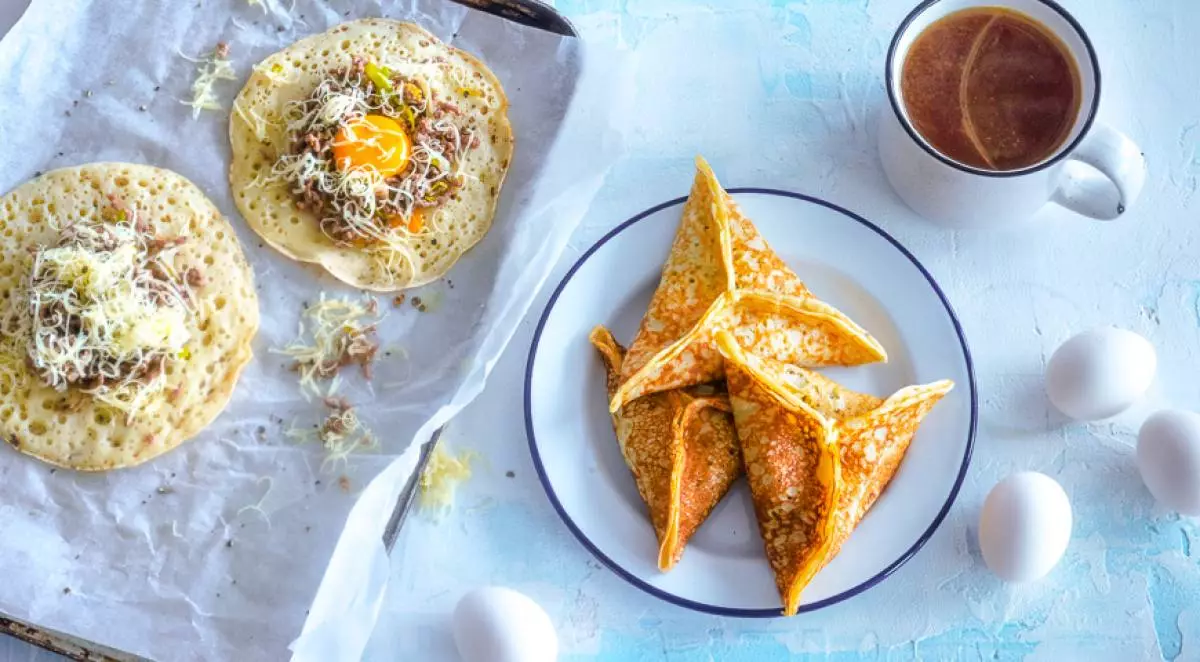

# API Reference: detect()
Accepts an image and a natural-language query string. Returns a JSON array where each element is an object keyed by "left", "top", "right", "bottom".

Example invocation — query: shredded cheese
[
  {"left": 17, "top": 209, "right": 194, "bottom": 421},
  {"left": 233, "top": 97, "right": 284, "bottom": 143},
  {"left": 318, "top": 405, "right": 378, "bottom": 469},
  {"left": 285, "top": 404, "right": 379, "bottom": 470},
  {"left": 275, "top": 295, "right": 384, "bottom": 466},
  {"left": 180, "top": 44, "right": 237, "bottom": 120},
  {"left": 419, "top": 445, "right": 477, "bottom": 513},
  {"left": 272, "top": 293, "right": 381, "bottom": 400}
]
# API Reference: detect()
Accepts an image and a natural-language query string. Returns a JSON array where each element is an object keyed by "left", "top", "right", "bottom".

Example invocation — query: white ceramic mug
[{"left": 878, "top": 0, "right": 1146, "bottom": 228}]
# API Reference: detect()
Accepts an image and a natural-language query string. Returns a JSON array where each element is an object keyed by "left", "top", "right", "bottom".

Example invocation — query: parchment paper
[{"left": 0, "top": 1, "right": 623, "bottom": 659}]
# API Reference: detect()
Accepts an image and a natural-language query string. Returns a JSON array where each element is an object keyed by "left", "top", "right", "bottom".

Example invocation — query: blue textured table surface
[
  {"left": 367, "top": 1, "right": 1200, "bottom": 660},
  {"left": 5, "top": 1, "right": 1200, "bottom": 660}
]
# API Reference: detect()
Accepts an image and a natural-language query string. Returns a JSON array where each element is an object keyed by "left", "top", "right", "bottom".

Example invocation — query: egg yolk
[{"left": 332, "top": 114, "right": 411, "bottom": 177}]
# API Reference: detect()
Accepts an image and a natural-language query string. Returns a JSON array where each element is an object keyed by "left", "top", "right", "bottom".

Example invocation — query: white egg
[
  {"left": 1045, "top": 327, "right": 1156, "bottom": 421},
  {"left": 979, "top": 472, "right": 1072, "bottom": 582},
  {"left": 453, "top": 587, "right": 558, "bottom": 662},
  {"left": 1137, "top": 409, "right": 1200, "bottom": 515}
]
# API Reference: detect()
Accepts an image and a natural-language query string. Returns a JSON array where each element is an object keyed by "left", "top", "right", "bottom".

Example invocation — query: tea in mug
[{"left": 901, "top": 7, "right": 1081, "bottom": 171}]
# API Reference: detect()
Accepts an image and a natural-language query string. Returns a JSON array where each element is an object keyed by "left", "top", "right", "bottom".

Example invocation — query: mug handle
[{"left": 1051, "top": 123, "right": 1147, "bottom": 220}]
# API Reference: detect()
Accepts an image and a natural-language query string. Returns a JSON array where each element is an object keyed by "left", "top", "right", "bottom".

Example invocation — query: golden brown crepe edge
[{"left": 715, "top": 330, "right": 843, "bottom": 615}]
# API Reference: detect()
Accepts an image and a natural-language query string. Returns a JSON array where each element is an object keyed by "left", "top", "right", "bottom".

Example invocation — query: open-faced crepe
[
  {"left": 590, "top": 326, "right": 740, "bottom": 571},
  {"left": 716, "top": 331, "right": 951, "bottom": 615},
  {"left": 0, "top": 164, "right": 259, "bottom": 471},
  {"left": 611, "top": 157, "right": 885, "bottom": 412},
  {"left": 230, "top": 19, "right": 514, "bottom": 291}
]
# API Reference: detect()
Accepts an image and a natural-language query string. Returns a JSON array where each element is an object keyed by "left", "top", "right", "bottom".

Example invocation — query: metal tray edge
[{"left": 0, "top": 615, "right": 143, "bottom": 662}]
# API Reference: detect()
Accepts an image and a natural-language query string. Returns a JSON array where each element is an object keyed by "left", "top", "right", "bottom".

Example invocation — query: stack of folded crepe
[{"left": 590, "top": 157, "right": 954, "bottom": 615}]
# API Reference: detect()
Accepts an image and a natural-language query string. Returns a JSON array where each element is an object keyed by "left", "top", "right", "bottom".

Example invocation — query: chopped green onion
[
  {"left": 398, "top": 104, "right": 416, "bottom": 130},
  {"left": 424, "top": 181, "right": 449, "bottom": 201},
  {"left": 364, "top": 62, "right": 393, "bottom": 93}
]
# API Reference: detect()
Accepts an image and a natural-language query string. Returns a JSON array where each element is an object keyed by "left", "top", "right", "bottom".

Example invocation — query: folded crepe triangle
[
  {"left": 611, "top": 156, "right": 886, "bottom": 413},
  {"left": 715, "top": 331, "right": 953, "bottom": 615},
  {"left": 590, "top": 326, "right": 742, "bottom": 571},
  {"left": 723, "top": 183, "right": 810, "bottom": 297},
  {"left": 614, "top": 158, "right": 734, "bottom": 408}
]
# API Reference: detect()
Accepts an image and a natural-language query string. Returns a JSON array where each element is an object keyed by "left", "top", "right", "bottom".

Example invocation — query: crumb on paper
[
  {"left": 420, "top": 289, "right": 445, "bottom": 313},
  {"left": 338, "top": 475, "right": 351, "bottom": 493},
  {"left": 419, "top": 445, "right": 478, "bottom": 515},
  {"left": 505, "top": 470, "right": 515, "bottom": 478},
  {"left": 407, "top": 289, "right": 443, "bottom": 313}
]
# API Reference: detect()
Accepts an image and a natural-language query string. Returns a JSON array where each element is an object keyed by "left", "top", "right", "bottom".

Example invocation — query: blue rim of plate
[{"left": 524, "top": 189, "right": 978, "bottom": 618}]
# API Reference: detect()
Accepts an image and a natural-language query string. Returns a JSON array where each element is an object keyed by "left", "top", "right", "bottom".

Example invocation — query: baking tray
[{"left": 0, "top": 0, "right": 577, "bottom": 658}]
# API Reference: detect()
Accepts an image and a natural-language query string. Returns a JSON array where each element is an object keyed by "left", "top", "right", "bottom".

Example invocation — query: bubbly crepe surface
[
  {"left": 610, "top": 158, "right": 887, "bottom": 412},
  {"left": 591, "top": 326, "right": 740, "bottom": 571},
  {"left": 229, "top": 19, "right": 514, "bottom": 291},
  {"left": 717, "top": 331, "right": 951, "bottom": 615},
  {"left": 0, "top": 164, "right": 258, "bottom": 470}
]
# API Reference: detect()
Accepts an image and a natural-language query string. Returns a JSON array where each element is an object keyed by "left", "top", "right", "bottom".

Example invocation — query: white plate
[{"left": 525, "top": 189, "right": 976, "bottom": 616}]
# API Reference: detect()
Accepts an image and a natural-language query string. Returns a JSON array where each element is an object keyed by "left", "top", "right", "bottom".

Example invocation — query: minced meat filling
[
  {"left": 23, "top": 202, "right": 195, "bottom": 394},
  {"left": 284, "top": 57, "right": 482, "bottom": 244}
]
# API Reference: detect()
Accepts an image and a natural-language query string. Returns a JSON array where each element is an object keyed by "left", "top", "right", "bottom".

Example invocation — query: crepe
[
  {"left": 0, "top": 164, "right": 259, "bottom": 471},
  {"left": 229, "top": 19, "right": 514, "bottom": 291},
  {"left": 611, "top": 157, "right": 885, "bottom": 412},
  {"left": 716, "top": 331, "right": 952, "bottom": 615},
  {"left": 590, "top": 326, "right": 741, "bottom": 571},
  {"left": 615, "top": 160, "right": 733, "bottom": 398}
]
